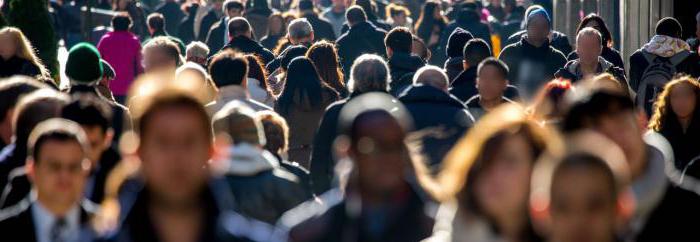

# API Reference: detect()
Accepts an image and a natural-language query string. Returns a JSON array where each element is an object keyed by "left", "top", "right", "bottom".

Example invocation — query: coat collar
[{"left": 399, "top": 85, "right": 466, "bottom": 109}]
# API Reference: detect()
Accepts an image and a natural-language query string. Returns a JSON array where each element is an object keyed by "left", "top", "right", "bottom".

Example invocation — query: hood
[
  {"left": 642, "top": 35, "right": 691, "bottom": 58},
  {"left": 444, "top": 57, "right": 465, "bottom": 71},
  {"left": 223, "top": 143, "right": 279, "bottom": 176},
  {"left": 399, "top": 85, "right": 466, "bottom": 109},
  {"left": 389, "top": 52, "right": 425, "bottom": 72}
]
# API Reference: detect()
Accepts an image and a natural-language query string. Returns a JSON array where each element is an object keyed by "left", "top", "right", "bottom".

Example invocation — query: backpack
[{"left": 636, "top": 50, "right": 691, "bottom": 114}]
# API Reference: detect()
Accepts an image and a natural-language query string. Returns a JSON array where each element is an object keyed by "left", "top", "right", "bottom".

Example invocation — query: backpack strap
[{"left": 669, "top": 50, "right": 691, "bottom": 65}]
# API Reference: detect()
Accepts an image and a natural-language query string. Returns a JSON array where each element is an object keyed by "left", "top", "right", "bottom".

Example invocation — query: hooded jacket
[
  {"left": 498, "top": 36, "right": 567, "bottom": 99},
  {"left": 336, "top": 21, "right": 387, "bottom": 76},
  {"left": 388, "top": 52, "right": 425, "bottom": 96}
]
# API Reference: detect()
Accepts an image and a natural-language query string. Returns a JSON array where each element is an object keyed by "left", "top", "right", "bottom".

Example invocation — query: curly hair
[{"left": 648, "top": 75, "right": 700, "bottom": 132}]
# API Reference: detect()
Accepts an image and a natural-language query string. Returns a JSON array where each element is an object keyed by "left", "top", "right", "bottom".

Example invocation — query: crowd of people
[{"left": 1, "top": 0, "right": 700, "bottom": 241}]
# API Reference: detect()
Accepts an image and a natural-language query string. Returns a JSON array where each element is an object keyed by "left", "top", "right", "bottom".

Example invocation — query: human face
[
  {"left": 474, "top": 133, "right": 535, "bottom": 223},
  {"left": 432, "top": 6, "right": 442, "bottom": 20},
  {"left": 351, "top": 113, "right": 407, "bottom": 196},
  {"left": 392, "top": 12, "right": 407, "bottom": 26},
  {"left": 138, "top": 106, "right": 212, "bottom": 205},
  {"left": 143, "top": 47, "right": 177, "bottom": 73},
  {"left": 227, "top": 7, "right": 243, "bottom": 18},
  {"left": 269, "top": 17, "right": 284, "bottom": 35},
  {"left": 30, "top": 140, "right": 90, "bottom": 214},
  {"left": 526, "top": 15, "right": 550, "bottom": 45},
  {"left": 0, "top": 32, "right": 17, "bottom": 60},
  {"left": 669, "top": 82, "right": 697, "bottom": 120},
  {"left": 576, "top": 34, "right": 602, "bottom": 65},
  {"left": 477, "top": 64, "right": 508, "bottom": 101},
  {"left": 549, "top": 166, "right": 618, "bottom": 242},
  {"left": 594, "top": 112, "right": 645, "bottom": 180},
  {"left": 82, "top": 125, "right": 111, "bottom": 168}
]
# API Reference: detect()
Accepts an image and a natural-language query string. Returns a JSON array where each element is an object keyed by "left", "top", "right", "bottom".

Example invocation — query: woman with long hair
[
  {"left": 0, "top": 27, "right": 50, "bottom": 78},
  {"left": 261, "top": 13, "right": 286, "bottom": 50},
  {"left": 274, "top": 57, "right": 339, "bottom": 167},
  {"left": 414, "top": 1, "right": 447, "bottom": 64},
  {"left": 648, "top": 76, "right": 700, "bottom": 169},
  {"left": 306, "top": 40, "right": 349, "bottom": 98},
  {"left": 567, "top": 13, "right": 624, "bottom": 69},
  {"left": 244, "top": 54, "right": 275, "bottom": 106},
  {"left": 424, "top": 104, "right": 562, "bottom": 242}
]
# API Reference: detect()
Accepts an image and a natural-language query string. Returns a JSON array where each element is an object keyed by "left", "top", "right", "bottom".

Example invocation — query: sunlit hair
[
  {"left": 143, "top": 36, "right": 184, "bottom": 66},
  {"left": 266, "top": 13, "right": 286, "bottom": 36},
  {"left": 185, "top": 41, "right": 210, "bottom": 65},
  {"left": 385, "top": 3, "right": 411, "bottom": 19},
  {"left": 175, "top": 62, "right": 218, "bottom": 103},
  {"left": 306, "top": 40, "right": 346, "bottom": 95},
  {"left": 528, "top": 78, "right": 573, "bottom": 122},
  {"left": 258, "top": 110, "right": 289, "bottom": 155},
  {"left": 0, "top": 27, "right": 50, "bottom": 78},
  {"left": 430, "top": 104, "right": 563, "bottom": 202},
  {"left": 348, "top": 54, "right": 390, "bottom": 93},
  {"left": 576, "top": 27, "right": 602, "bottom": 46},
  {"left": 648, "top": 75, "right": 700, "bottom": 132},
  {"left": 576, "top": 13, "right": 614, "bottom": 47}
]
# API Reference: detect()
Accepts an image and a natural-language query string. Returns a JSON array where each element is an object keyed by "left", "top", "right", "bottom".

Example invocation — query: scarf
[{"left": 642, "top": 35, "right": 691, "bottom": 57}]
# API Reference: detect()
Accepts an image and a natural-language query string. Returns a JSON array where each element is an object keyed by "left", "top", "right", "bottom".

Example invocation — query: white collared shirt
[{"left": 31, "top": 201, "right": 80, "bottom": 242}]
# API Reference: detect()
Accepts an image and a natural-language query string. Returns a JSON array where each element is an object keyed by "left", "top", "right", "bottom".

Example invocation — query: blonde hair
[{"left": 0, "top": 27, "right": 50, "bottom": 78}]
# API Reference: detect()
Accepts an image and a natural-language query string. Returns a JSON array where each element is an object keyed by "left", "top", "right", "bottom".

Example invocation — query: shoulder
[
  {"left": 0, "top": 198, "right": 31, "bottom": 225},
  {"left": 274, "top": 189, "right": 344, "bottom": 240}
]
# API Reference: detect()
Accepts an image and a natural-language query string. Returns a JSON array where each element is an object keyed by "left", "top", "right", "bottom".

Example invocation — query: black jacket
[
  {"left": 555, "top": 57, "right": 629, "bottom": 90},
  {"left": 336, "top": 21, "right": 387, "bottom": 76},
  {"left": 466, "top": 95, "right": 514, "bottom": 121},
  {"left": 388, "top": 52, "right": 425, "bottom": 96},
  {"left": 0, "top": 56, "right": 41, "bottom": 78},
  {"left": 506, "top": 30, "right": 573, "bottom": 56},
  {"left": 449, "top": 67, "right": 520, "bottom": 103},
  {"left": 658, "top": 112, "right": 700, "bottom": 169},
  {"left": 0, "top": 198, "right": 98, "bottom": 242},
  {"left": 498, "top": 37, "right": 567, "bottom": 98},
  {"left": 205, "top": 18, "right": 228, "bottom": 57},
  {"left": 628, "top": 49, "right": 700, "bottom": 92},
  {"left": 260, "top": 34, "right": 283, "bottom": 50},
  {"left": 154, "top": 1, "right": 184, "bottom": 39},
  {"left": 301, "top": 13, "right": 336, "bottom": 42},
  {"left": 567, "top": 46, "right": 625, "bottom": 70},
  {"left": 443, "top": 56, "right": 463, "bottom": 82},
  {"left": 399, "top": 85, "right": 473, "bottom": 170},
  {"left": 309, "top": 96, "right": 351, "bottom": 195},
  {"left": 222, "top": 36, "right": 276, "bottom": 65},
  {"left": 178, "top": 5, "right": 218, "bottom": 44},
  {"left": 437, "top": 15, "right": 492, "bottom": 66}
]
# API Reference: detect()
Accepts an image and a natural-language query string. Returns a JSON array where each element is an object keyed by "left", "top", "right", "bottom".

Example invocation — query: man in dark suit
[
  {"left": 336, "top": 6, "right": 387, "bottom": 77},
  {"left": 0, "top": 118, "right": 97, "bottom": 242},
  {"left": 206, "top": 0, "right": 245, "bottom": 57}
]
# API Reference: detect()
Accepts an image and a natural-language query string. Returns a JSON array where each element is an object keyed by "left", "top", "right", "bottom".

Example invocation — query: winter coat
[
  {"left": 301, "top": 13, "right": 336, "bottom": 42},
  {"left": 208, "top": 85, "right": 273, "bottom": 114},
  {"left": 320, "top": 8, "right": 346, "bottom": 37},
  {"left": 221, "top": 36, "right": 276, "bottom": 65},
  {"left": 505, "top": 30, "right": 572, "bottom": 56},
  {"left": 245, "top": 11, "right": 270, "bottom": 41},
  {"left": 498, "top": 37, "right": 567, "bottom": 99},
  {"left": 205, "top": 18, "right": 228, "bottom": 57},
  {"left": 336, "top": 21, "right": 386, "bottom": 76},
  {"left": 97, "top": 31, "right": 144, "bottom": 96},
  {"left": 399, "top": 85, "right": 474, "bottom": 170},
  {"left": 388, "top": 52, "right": 425, "bottom": 96},
  {"left": 260, "top": 34, "right": 283, "bottom": 51},
  {"left": 0, "top": 57, "right": 41, "bottom": 78},
  {"left": 437, "top": 16, "right": 492, "bottom": 66},
  {"left": 443, "top": 56, "right": 464, "bottom": 82},
  {"left": 656, "top": 110, "right": 700, "bottom": 169},
  {"left": 449, "top": 67, "right": 520, "bottom": 103},
  {"left": 154, "top": 1, "right": 185, "bottom": 38},
  {"left": 309, "top": 94, "right": 353, "bottom": 195},
  {"left": 567, "top": 46, "right": 625, "bottom": 70},
  {"left": 555, "top": 57, "right": 629, "bottom": 91}
]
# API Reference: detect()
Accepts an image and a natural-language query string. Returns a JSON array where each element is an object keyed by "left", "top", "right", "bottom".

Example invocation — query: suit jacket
[{"left": 0, "top": 198, "right": 98, "bottom": 242}]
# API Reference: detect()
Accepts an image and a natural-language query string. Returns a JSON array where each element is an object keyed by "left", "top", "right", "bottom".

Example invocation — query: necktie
[{"left": 50, "top": 217, "right": 67, "bottom": 242}]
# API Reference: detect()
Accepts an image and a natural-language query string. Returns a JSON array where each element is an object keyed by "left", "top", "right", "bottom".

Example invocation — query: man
[
  {"left": 97, "top": 14, "right": 144, "bottom": 104},
  {"left": 385, "top": 27, "right": 425, "bottom": 96},
  {"left": 207, "top": 50, "right": 272, "bottom": 112},
  {"left": 466, "top": 57, "right": 514, "bottom": 121},
  {"left": 277, "top": 92, "right": 434, "bottom": 241},
  {"left": 155, "top": 0, "right": 185, "bottom": 37},
  {"left": 438, "top": 3, "right": 492, "bottom": 65},
  {"left": 320, "top": 0, "right": 350, "bottom": 36},
  {"left": 398, "top": 66, "right": 473, "bottom": 171},
  {"left": 0, "top": 118, "right": 97, "bottom": 242},
  {"left": 146, "top": 13, "right": 186, "bottom": 54},
  {"left": 206, "top": 0, "right": 245, "bottom": 57},
  {"left": 213, "top": 101, "right": 309, "bottom": 224},
  {"left": 336, "top": 6, "right": 386, "bottom": 77},
  {"left": 298, "top": 0, "right": 335, "bottom": 42},
  {"left": 443, "top": 28, "right": 473, "bottom": 82},
  {"left": 505, "top": 5, "right": 572, "bottom": 56},
  {"left": 221, "top": 17, "right": 275, "bottom": 64},
  {"left": 0, "top": 95, "right": 120, "bottom": 208},
  {"left": 498, "top": 7, "right": 566, "bottom": 99},
  {"left": 451, "top": 38, "right": 519, "bottom": 102},
  {"left": 0, "top": 77, "right": 47, "bottom": 151},
  {"left": 265, "top": 18, "right": 316, "bottom": 72},
  {"left": 555, "top": 27, "right": 627, "bottom": 88},
  {"left": 562, "top": 88, "right": 700, "bottom": 242},
  {"left": 142, "top": 36, "right": 183, "bottom": 73},
  {"left": 310, "top": 54, "right": 389, "bottom": 194}
]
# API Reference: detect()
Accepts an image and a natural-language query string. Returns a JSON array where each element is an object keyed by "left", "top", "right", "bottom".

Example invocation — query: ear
[
  {"left": 333, "top": 136, "right": 352, "bottom": 160},
  {"left": 26, "top": 159, "right": 35, "bottom": 183},
  {"left": 463, "top": 60, "right": 469, "bottom": 70},
  {"left": 103, "top": 128, "right": 115, "bottom": 148},
  {"left": 309, "top": 31, "right": 315, "bottom": 42}
]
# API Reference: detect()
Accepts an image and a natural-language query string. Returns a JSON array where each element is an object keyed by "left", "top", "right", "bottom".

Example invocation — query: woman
[
  {"left": 649, "top": 76, "right": 700, "bottom": 169},
  {"left": 567, "top": 14, "right": 624, "bottom": 69},
  {"left": 426, "top": 104, "right": 562, "bottom": 242},
  {"left": 260, "top": 13, "right": 286, "bottom": 50},
  {"left": 274, "top": 57, "right": 339, "bottom": 168},
  {"left": 0, "top": 27, "right": 49, "bottom": 78},
  {"left": 306, "top": 40, "right": 349, "bottom": 98},
  {"left": 385, "top": 3, "right": 413, "bottom": 31},
  {"left": 244, "top": 54, "right": 275, "bottom": 106},
  {"left": 112, "top": 0, "right": 149, "bottom": 40},
  {"left": 415, "top": 1, "right": 447, "bottom": 65}
]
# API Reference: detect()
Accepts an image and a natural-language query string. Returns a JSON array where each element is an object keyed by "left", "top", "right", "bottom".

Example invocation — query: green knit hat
[{"left": 66, "top": 43, "right": 103, "bottom": 84}]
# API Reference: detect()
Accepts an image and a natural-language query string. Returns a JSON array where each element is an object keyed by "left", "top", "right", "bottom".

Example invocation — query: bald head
[{"left": 413, "top": 65, "right": 449, "bottom": 92}]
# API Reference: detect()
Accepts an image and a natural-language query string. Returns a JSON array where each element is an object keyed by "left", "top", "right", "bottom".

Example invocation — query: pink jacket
[{"left": 97, "top": 31, "right": 144, "bottom": 96}]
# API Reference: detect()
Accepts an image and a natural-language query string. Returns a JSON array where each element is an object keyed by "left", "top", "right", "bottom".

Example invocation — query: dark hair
[
  {"left": 243, "top": 54, "right": 273, "bottom": 98},
  {"left": 655, "top": 17, "right": 683, "bottom": 38},
  {"left": 307, "top": 41, "right": 347, "bottom": 96},
  {"left": 266, "top": 13, "right": 286, "bottom": 36},
  {"left": 137, "top": 93, "right": 212, "bottom": 142},
  {"left": 280, "top": 45, "right": 308, "bottom": 71},
  {"left": 29, "top": 124, "right": 86, "bottom": 162},
  {"left": 477, "top": 57, "right": 509, "bottom": 79},
  {"left": 277, "top": 57, "right": 337, "bottom": 114},
  {"left": 562, "top": 90, "right": 635, "bottom": 133},
  {"left": 225, "top": 0, "right": 245, "bottom": 11},
  {"left": 0, "top": 77, "right": 46, "bottom": 123},
  {"left": 577, "top": 13, "right": 613, "bottom": 47},
  {"left": 346, "top": 6, "right": 368, "bottom": 25},
  {"left": 62, "top": 94, "right": 113, "bottom": 133},
  {"left": 553, "top": 153, "right": 619, "bottom": 200},
  {"left": 385, "top": 27, "right": 413, "bottom": 53},
  {"left": 14, "top": 91, "right": 69, "bottom": 154},
  {"left": 228, "top": 17, "right": 251, "bottom": 37},
  {"left": 415, "top": 1, "right": 447, "bottom": 43},
  {"left": 463, "top": 38, "right": 491, "bottom": 66},
  {"left": 209, "top": 51, "right": 249, "bottom": 87},
  {"left": 112, "top": 13, "right": 132, "bottom": 31},
  {"left": 147, "top": 13, "right": 165, "bottom": 32}
]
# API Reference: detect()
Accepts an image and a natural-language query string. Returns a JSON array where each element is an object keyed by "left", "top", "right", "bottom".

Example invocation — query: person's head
[
  {"left": 331, "top": 0, "right": 349, "bottom": 9},
  {"left": 132, "top": 84, "right": 213, "bottom": 205},
  {"left": 463, "top": 38, "right": 491, "bottom": 69},
  {"left": 208, "top": 50, "right": 248, "bottom": 88},
  {"left": 529, "top": 79, "right": 573, "bottom": 122},
  {"left": 563, "top": 89, "right": 646, "bottom": 180},
  {"left": 385, "top": 27, "right": 413, "bottom": 57},
  {"left": 111, "top": 13, "right": 132, "bottom": 32},
  {"left": 297, "top": 0, "right": 316, "bottom": 14},
  {"left": 142, "top": 37, "right": 183, "bottom": 73},
  {"left": 307, "top": 40, "right": 345, "bottom": 93},
  {"left": 27, "top": 118, "right": 91, "bottom": 216},
  {"left": 61, "top": 94, "right": 113, "bottom": 166},
  {"left": 413, "top": 65, "right": 448, "bottom": 92},
  {"left": 228, "top": 16, "right": 253, "bottom": 39},
  {"left": 278, "top": 57, "right": 331, "bottom": 114},
  {"left": 0, "top": 76, "right": 47, "bottom": 146},
  {"left": 244, "top": 54, "right": 268, "bottom": 84},
  {"left": 655, "top": 17, "right": 683, "bottom": 39},
  {"left": 176, "top": 62, "right": 217, "bottom": 103},
  {"left": 185, "top": 41, "right": 210, "bottom": 67},
  {"left": 577, "top": 13, "right": 613, "bottom": 48},
  {"left": 420, "top": 1, "right": 441, "bottom": 21},
  {"left": 447, "top": 27, "right": 474, "bottom": 58},
  {"left": 348, "top": 54, "right": 390, "bottom": 94},
  {"left": 576, "top": 27, "right": 603, "bottom": 65},
  {"left": 336, "top": 92, "right": 414, "bottom": 196},
  {"left": 287, "top": 18, "right": 314, "bottom": 45},
  {"left": 280, "top": 45, "right": 309, "bottom": 71},
  {"left": 258, "top": 110, "right": 289, "bottom": 156},
  {"left": 146, "top": 13, "right": 165, "bottom": 35},
  {"left": 412, "top": 35, "right": 431, "bottom": 62},
  {"left": 213, "top": 101, "right": 266, "bottom": 146},
  {"left": 649, "top": 76, "right": 700, "bottom": 132},
  {"left": 223, "top": 0, "right": 245, "bottom": 18},
  {"left": 346, "top": 5, "right": 368, "bottom": 27},
  {"left": 66, "top": 43, "right": 104, "bottom": 85},
  {"left": 435, "top": 104, "right": 560, "bottom": 235},
  {"left": 386, "top": 3, "right": 410, "bottom": 26},
  {"left": 476, "top": 57, "right": 508, "bottom": 101},
  {"left": 0, "top": 27, "right": 49, "bottom": 77},
  {"left": 267, "top": 13, "right": 286, "bottom": 36},
  {"left": 525, "top": 8, "right": 551, "bottom": 46},
  {"left": 13, "top": 89, "right": 70, "bottom": 153}
]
